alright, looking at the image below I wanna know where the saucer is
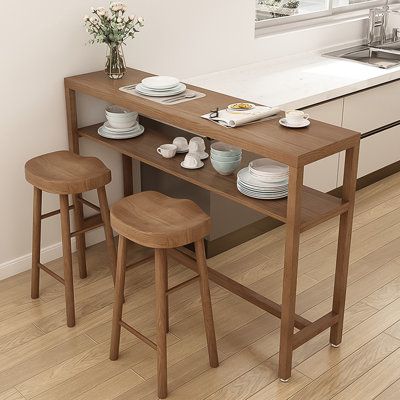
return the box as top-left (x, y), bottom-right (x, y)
top-left (198, 152), bottom-right (209, 160)
top-left (180, 161), bottom-right (204, 170)
top-left (279, 118), bottom-right (310, 129)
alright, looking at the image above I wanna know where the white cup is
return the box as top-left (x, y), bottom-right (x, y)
top-left (285, 110), bottom-right (309, 126)
top-left (183, 153), bottom-right (201, 168)
top-left (188, 141), bottom-right (201, 153)
top-left (173, 137), bottom-right (188, 152)
top-left (157, 144), bottom-right (177, 158)
top-left (189, 137), bottom-right (206, 152)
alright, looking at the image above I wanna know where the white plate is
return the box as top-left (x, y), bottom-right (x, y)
top-left (98, 125), bottom-right (144, 139)
top-left (249, 158), bottom-right (289, 176)
top-left (237, 185), bottom-right (288, 200)
top-left (103, 121), bottom-right (138, 133)
top-left (237, 168), bottom-right (287, 188)
top-left (237, 179), bottom-right (288, 191)
top-left (142, 76), bottom-right (180, 90)
top-left (279, 118), bottom-right (310, 129)
top-left (135, 83), bottom-right (186, 97)
top-left (237, 183), bottom-right (288, 194)
top-left (180, 161), bottom-right (204, 170)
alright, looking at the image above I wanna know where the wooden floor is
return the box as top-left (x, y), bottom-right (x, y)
top-left (2, 172), bottom-right (400, 400)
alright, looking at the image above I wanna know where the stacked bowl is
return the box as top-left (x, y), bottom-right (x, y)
top-left (210, 142), bottom-right (242, 175)
top-left (98, 106), bottom-right (144, 139)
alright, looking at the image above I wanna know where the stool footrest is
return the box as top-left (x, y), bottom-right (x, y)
top-left (77, 197), bottom-right (101, 212)
top-left (38, 262), bottom-right (65, 285)
top-left (70, 214), bottom-right (104, 237)
top-left (120, 320), bottom-right (157, 350)
top-left (167, 275), bottom-right (199, 295)
top-left (41, 205), bottom-right (74, 220)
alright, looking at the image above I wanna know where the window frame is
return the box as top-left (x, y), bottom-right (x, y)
top-left (255, 0), bottom-right (394, 31)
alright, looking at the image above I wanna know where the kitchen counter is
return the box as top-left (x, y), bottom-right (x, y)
top-left (186, 49), bottom-right (400, 110)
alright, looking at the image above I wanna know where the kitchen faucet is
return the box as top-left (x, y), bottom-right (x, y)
top-left (368, 0), bottom-right (400, 46)
top-left (368, 2), bottom-right (389, 45)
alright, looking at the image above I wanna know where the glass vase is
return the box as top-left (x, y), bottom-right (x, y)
top-left (105, 44), bottom-right (126, 79)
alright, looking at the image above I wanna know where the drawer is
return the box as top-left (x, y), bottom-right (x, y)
top-left (342, 80), bottom-right (400, 133)
top-left (303, 99), bottom-right (343, 191)
top-left (338, 124), bottom-right (400, 183)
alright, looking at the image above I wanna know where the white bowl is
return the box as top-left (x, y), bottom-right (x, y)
top-left (106, 105), bottom-right (137, 116)
top-left (211, 142), bottom-right (242, 157)
top-left (106, 118), bottom-right (137, 130)
top-left (211, 158), bottom-right (241, 175)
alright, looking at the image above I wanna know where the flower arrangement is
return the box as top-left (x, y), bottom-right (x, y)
top-left (83, 2), bottom-right (144, 79)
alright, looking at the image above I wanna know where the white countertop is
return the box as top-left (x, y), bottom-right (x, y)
top-left (186, 49), bottom-right (400, 110)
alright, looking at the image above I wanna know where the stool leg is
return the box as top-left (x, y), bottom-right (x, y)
top-left (60, 194), bottom-right (75, 328)
top-left (194, 240), bottom-right (219, 368)
top-left (155, 248), bottom-right (168, 399)
top-left (97, 186), bottom-right (117, 282)
top-left (110, 235), bottom-right (127, 361)
top-left (31, 187), bottom-right (42, 299)
top-left (72, 194), bottom-right (87, 279)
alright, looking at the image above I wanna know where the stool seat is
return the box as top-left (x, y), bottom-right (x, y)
top-left (25, 151), bottom-right (111, 194)
top-left (110, 191), bottom-right (211, 249)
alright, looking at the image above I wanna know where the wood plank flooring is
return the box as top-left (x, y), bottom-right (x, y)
top-left (2, 172), bottom-right (400, 399)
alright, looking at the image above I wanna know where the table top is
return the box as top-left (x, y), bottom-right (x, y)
top-left (65, 68), bottom-right (360, 168)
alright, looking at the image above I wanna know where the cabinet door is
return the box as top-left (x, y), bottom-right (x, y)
top-left (303, 99), bottom-right (343, 192)
top-left (338, 125), bottom-right (400, 183)
top-left (342, 80), bottom-right (400, 133)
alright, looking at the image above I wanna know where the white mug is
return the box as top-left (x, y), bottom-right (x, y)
top-left (172, 137), bottom-right (188, 151)
top-left (188, 141), bottom-right (201, 153)
top-left (157, 144), bottom-right (177, 158)
top-left (285, 110), bottom-right (309, 125)
top-left (183, 152), bottom-right (201, 168)
top-left (189, 137), bottom-right (206, 152)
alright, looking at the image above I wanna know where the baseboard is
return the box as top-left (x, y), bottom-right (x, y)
top-left (0, 240), bottom-right (74, 281)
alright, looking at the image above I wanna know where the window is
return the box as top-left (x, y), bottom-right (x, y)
top-left (255, 0), bottom-right (396, 28)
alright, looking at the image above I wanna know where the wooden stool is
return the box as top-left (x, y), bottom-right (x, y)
top-left (25, 150), bottom-right (117, 327)
top-left (109, 191), bottom-right (219, 399)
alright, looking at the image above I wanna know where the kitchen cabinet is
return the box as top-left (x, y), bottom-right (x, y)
top-left (342, 80), bottom-right (400, 133)
top-left (303, 99), bottom-right (343, 191)
top-left (338, 125), bottom-right (400, 182)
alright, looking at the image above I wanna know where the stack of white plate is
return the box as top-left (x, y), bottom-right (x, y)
top-left (135, 76), bottom-right (186, 97)
top-left (98, 106), bottom-right (144, 140)
top-left (237, 158), bottom-right (289, 200)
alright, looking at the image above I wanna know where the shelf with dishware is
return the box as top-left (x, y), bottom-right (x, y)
top-left (78, 122), bottom-right (348, 232)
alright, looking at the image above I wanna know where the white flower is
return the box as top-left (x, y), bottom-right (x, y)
top-left (89, 16), bottom-right (96, 23)
top-left (138, 16), bottom-right (144, 25)
top-left (117, 17), bottom-right (122, 23)
top-left (83, 15), bottom-right (89, 21)
top-left (90, 6), bottom-right (95, 12)
top-left (96, 7), bottom-right (106, 16)
top-left (128, 14), bottom-right (135, 20)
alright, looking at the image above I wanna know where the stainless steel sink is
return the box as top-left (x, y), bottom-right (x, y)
top-left (324, 45), bottom-right (400, 69)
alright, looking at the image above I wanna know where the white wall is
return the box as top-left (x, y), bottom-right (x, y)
top-left (0, 0), bottom-right (366, 279)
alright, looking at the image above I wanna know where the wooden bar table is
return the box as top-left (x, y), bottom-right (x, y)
top-left (64, 68), bottom-right (360, 381)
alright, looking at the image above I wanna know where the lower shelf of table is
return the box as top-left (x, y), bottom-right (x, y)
top-left (78, 123), bottom-right (349, 232)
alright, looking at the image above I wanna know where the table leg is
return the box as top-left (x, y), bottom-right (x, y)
top-left (278, 166), bottom-right (303, 381)
top-left (65, 87), bottom-right (79, 154)
top-left (330, 144), bottom-right (359, 346)
top-left (122, 154), bottom-right (134, 197)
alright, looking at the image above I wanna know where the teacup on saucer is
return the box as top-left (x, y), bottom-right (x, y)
top-left (181, 153), bottom-right (204, 169)
top-left (173, 137), bottom-right (189, 153)
top-left (279, 117), bottom-right (310, 129)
